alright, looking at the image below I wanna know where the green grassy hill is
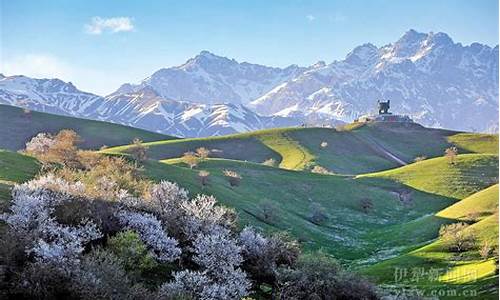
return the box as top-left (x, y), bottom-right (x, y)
top-left (359, 154), bottom-right (499, 199)
top-left (363, 184), bottom-right (499, 299)
top-left (1, 121), bottom-right (498, 298)
top-left (0, 150), bottom-right (40, 203)
top-left (105, 122), bottom-right (498, 175)
top-left (0, 104), bottom-right (176, 151)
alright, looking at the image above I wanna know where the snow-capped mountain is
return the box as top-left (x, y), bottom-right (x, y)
top-left (0, 75), bottom-right (302, 137)
top-left (250, 30), bottom-right (499, 132)
top-left (112, 50), bottom-right (307, 105)
top-left (98, 87), bottom-right (301, 136)
top-left (0, 30), bottom-right (497, 134)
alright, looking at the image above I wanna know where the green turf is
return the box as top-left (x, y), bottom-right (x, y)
top-left (106, 123), bottom-right (498, 175)
top-left (359, 154), bottom-right (499, 199)
top-left (0, 149), bottom-right (41, 203)
top-left (141, 158), bottom-right (461, 261)
top-left (0, 104), bottom-right (176, 151)
top-left (362, 185), bottom-right (499, 299)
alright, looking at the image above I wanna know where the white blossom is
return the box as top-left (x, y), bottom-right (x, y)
top-left (158, 270), bottom-right (211, 299)
top-left (115, 209), bottom-right (181, 262)
top-left (193, 227), bottom-right (243, 275)
top-left (239, 226), bottom-right (269, 258)
top-left (25, 132), bottom-right (55, 155)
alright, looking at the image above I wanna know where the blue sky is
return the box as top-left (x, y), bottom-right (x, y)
top-left (1, 0), bottom-right (498, 95)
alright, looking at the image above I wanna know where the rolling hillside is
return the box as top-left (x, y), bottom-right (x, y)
top-left (105, 122), bottom-right (498, 175)
top-left (0, 123), bottom-right (498, 298)
top-left (363, 185), bottom-right (499, 299)
top-left (0, 104), bottom-right (176, 151)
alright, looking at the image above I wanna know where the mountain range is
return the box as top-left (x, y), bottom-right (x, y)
top-left (0, 29), bottom-right (498, 136)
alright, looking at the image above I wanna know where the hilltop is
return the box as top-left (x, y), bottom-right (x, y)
top-left (0, 104), bottom-right (176, 151)
top-left (105, 122), bottom-right (498, 175)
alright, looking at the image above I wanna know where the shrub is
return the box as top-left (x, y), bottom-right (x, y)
top-left (196, 147), bottom-right (210, 160)
top-left (198, 170), bottom-right (210, 186)
top-left (128, 138), bottom-right (149, 164)
top-left (360, 198), bottom-right (374, 213)
top-left (107, 230), bottom-right (157, 277)
top-left (277, 253), bottom-right (378, 299)
top-left (444, 146), bottom-right (458, 165)
top-left (320, 141), bottom-right (328, 149)
top-left (223, 169), bottom-right (242, 187)
top-left (311, 165), bottom-right (333, 175)
top-left (479, 241), bottom-right (493, 259)
top-left (115, 209), bottom-right (181, 262)
top-left (25, 130), bottom-right (82, 168)
top-left (309, 202), bottom-right (328, 224)
top-left (258, 201), bottom-right (279, 223)
top-left (262, 158), bottom-right (277, 167)
top-left (413, 155), bottom-right (427, 163)
top-left (182, 152), bottom-right (199, 169)
top-left (439, 223), bottom-right (477, 252)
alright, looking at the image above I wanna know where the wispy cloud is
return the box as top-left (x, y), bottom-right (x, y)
top-left (306, 14), bottom-right (316, 22)
top-left (84, 17), bottom-right (134, 35)
top-left (3, 54), bottom-right (72, 79)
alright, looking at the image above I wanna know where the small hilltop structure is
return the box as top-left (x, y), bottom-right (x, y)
top-left (354, 100), bottom-right (413, 123)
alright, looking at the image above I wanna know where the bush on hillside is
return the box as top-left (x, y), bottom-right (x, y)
top-left (127, 138), bottom-right (149, 164)
top-left (24, 129), bottom-right (82, 168)
top-left (198, 170), bottom-right (210, 186)
top-left (309, 202), bottom-right (328, 224)
top-left (311, 165), bottom-right (334, 175)
top-left (262, 158), bottom-right (277, 167)
top-left (413, 155), bottom-right (427, 162)
top-left (439, 222), bottom-right (477, 252)
top-left (223, 169), bottom-right (242, 187)
top-left (182, 152), bottom-right (200, 169)
top-left (360, 198), bottom-right (374, 213)
top-left (195, 147), bottom-right (210, 160)
top-left (320, 141), bottom-right (328, 149)
top-left (444, 146), bottom-right (458, 165)
top-left (276, 253), bottom-right (378, 299)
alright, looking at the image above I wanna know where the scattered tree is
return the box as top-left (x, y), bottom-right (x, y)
top-left (413, 155), bottom-right (427, 163)
top-left (311, 165), bottom-right (334, 175)
top-left (479, 241), bottom-right (493, 259)
top-left (258, 201), bottom-right (279, 223)
top-left (182, 152), bottom-right (200, 169)
top-left (444, 147), bottom-right (458, 165)
top-left (277, 253), bottom-right (378, 299)
top-left (309, 202), bottom-right (328, 224)
top-left (360, 198), bottom-right (374, 213)
top-left (320, 141), bottom-right (328, 149)
top-left (198, 170), bottom-right (210, 186)
top-left (262, 158), bottom-right (277, 167)
top-left (439, 223), bottom-right (477, 252)
top-left (223, 169), bottom-right (242, 187)
top-left (195, 147), bottom-right (210, 160)
top-left (128, 138), bottom-right (148, 164)
top-left (25, 129), bottom-right (82, 168)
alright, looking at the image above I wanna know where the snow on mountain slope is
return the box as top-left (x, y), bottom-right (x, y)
top-left (0, 75), bottom-right (302, 137)
top-left (250, 30), bottom-right (499, 132)
top-left (111, 51), bottom-right (307, 105)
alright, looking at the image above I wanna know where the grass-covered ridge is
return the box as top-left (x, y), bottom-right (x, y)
top-left (363, 184), bottom-right (499, 299)
top-left (0, 104), bottom-right (176, 151)
top-left (359, 154), bottom-right (499, 199)
top-left (105, 122), bottom-right (498, 175)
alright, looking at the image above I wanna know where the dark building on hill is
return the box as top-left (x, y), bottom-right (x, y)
top-left (354, 100), bottom-right (413, 123)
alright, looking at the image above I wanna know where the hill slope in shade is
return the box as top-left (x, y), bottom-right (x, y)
top-left (0, 104), bottom-right (176, 151)
top-left (105, 123), bottom-right (498, 175)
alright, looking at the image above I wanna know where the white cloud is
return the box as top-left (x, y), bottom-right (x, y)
top-left (84, 17), bottom-right (134, 35)
top-left (1, 54), bottom-right (129, 95)
top-left (2, 54), bottom-right (72, 79)
top-left (306, 15), bottom-right (316, 22)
